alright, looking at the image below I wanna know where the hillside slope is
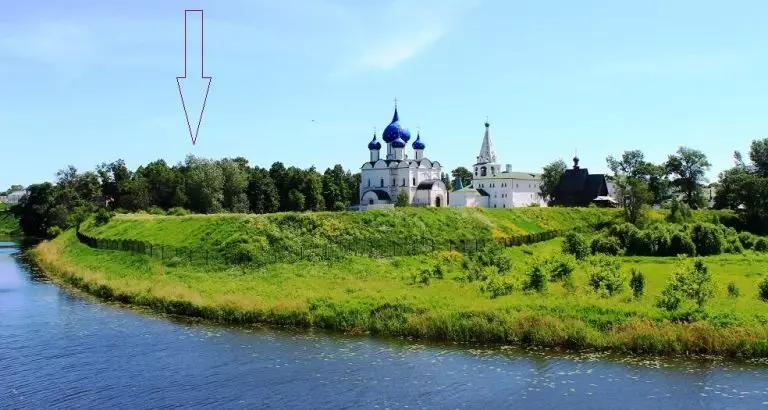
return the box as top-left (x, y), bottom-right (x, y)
top-left (80, 207), bottom-right (621, 252)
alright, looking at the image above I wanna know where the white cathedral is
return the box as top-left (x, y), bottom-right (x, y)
top-left (358, 107), bottom-right (448, 208)
top-left (450, 121), bottom-right (548, 208)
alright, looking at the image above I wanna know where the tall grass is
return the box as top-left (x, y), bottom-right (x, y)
top-left (32, 229), bottom-right (768, 358)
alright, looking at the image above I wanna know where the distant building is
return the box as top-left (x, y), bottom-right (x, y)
top-left (450, 121), bottom-right (547, 208)
top-left (1, 190), bottom-right (27, 204)
top-left (552, 157), bottom-right (613, 207)
top-left (358, 105), bottom-right (448, 209)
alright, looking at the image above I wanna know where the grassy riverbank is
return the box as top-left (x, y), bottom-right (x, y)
top-left (32, 207), bottom-right (768, 358)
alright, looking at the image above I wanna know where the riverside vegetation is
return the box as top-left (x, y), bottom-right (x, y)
top-left (32, 207), bottom-right (768, 358)
top-left (0, 203), bottom-right (21, 236)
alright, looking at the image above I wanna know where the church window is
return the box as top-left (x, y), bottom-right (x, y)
top-left (369, 199), bottom-right (374, 205)
top-left (392, 178), bottom-right (396, 186)
top-left (367, 179), bottom-right (371, 187)
top-left (494, 204), bottom-right (497, 208)
top-left (402, 178), bottom-right (406, 186)
top-left (380, 178), bottom-right (384, 187)
top-left (481, 166), bottom-right (487, 177)
top-left (412, 177), bottom-right (416, 185)
top-left (503, 204), bottom-right (506, 208)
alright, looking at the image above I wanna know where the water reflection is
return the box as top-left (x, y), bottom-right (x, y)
top-left (1, 240), bottom-right (767, 409)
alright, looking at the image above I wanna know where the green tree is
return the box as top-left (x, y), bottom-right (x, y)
top-left (539, 159), bottom-right (566, 203)
top-left (287, 189), bottom-right (305, 211)
top-left (451, 167), bottom-right (473, 188)
top-left (301, 169), bottom-right (325, 211)
top-left (666, 147), bottom-right (711, 209)
top-left (13, 183), bottom-right (60, 238)
top-left (219, 158), bottom-right (250, 212)
top-left (322, 165), bottom-right (351, 211)
top-left (441, 172), bottom-right (453, 191)
top-left (137, 159), bottom-right (180, 209)
top-left (607, 151), bottom-right (652, 225)
top-left (247, 167), bottom-right (280, 214)
top-left (395, 189), bottom-right (410, 207)
top-left (185, 155), bottom-right (224, 214)
top-left (750, 138), bottom-right (768, 177)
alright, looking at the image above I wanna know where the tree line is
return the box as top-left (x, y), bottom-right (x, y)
top-left (535, 139), bottom-right (768, 234)
top-left (12, 155), bottom-right (361, 238)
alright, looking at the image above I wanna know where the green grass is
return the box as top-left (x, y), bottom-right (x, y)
top-left (0, 203), bottom-right (20, 236)
top-left (80, 207), bottom-right (621, 254)
top-left (34, 222), bottom-right (768, 358)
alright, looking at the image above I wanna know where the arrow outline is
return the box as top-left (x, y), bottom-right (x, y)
top-left (176, 9), bottom-right (212, 146)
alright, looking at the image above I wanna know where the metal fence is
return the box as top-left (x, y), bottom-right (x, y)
top-left (75, 229), bottom-right (564, 266)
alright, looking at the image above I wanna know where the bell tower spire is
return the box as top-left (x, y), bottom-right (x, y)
top-left (476, 118), bottom-right (497, 165)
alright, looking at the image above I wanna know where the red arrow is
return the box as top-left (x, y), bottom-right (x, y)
top-left (176, 9), bottom-right (212, 145)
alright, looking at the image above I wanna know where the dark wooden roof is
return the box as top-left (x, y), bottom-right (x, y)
top-left (553, 167), bottom-right (608, 206)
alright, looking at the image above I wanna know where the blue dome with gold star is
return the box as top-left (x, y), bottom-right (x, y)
top-left (412, 134), bottom-right (425, 150)
top-left (368, 135), bottom-right (381, 150)
top-left (382, 108), bottom-right (411, 143)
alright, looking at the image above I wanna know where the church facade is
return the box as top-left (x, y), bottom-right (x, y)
top-left (358, 107), bottom-right (448, 208)
top-left (450, 122), bottom-right (547, 208)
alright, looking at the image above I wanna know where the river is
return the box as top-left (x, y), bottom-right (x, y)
top-left (1, 240), bottom-right (767, 409)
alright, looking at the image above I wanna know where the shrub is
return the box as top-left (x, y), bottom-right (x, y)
top-left (738, 232), bottom-right (756, 250)
top-left (524, 260), bottom-right (550, 293)
top-left (626, 229), bottom-right (656, 256)
top-left (562, 232), bottom-right (589, 260)
top-left (166, 256), bottom-right (183, 267)
top-left (481, 275), bottom-right (517, 299)
top-left (167, 207), bottom-right (191, 216)
top-left (690, 223), bottom-right (724, 256)
top-left (649, 227), bottom-right (673, 256)
top-left (471, 244), bottom-right (513, 273)
top-left (657, 258), bottom-right (715, 311)
top-left (411, 264), bottom-right (445, 285)
top-left (93, 207), bottom-right (114, 227)
top-left (547, 254), bottom-right (577, 282)
top-left (608, 222), bottom-right (638, 249)
top-left (755, 238), bottom-right (768, 252)
top-left (629, 268), bottom-right (645, 299)
top-left (669, 231), bottom-right (696, 256)
top-left (585, 255), bottom-right (625, 297)
top-left (759, 277), bottom-right (768, 302)
top-left (727, 281), bottom-right (740, 298)
top-left (590, 235), bottom-right (623, 256)
top-left (460, 260), bottom-right (491, 283)
top-left (725, 237), bottom-right (744, 254)
top-left (147, 206), bottom-right (166, 215)
top-left (666, 198), bottom-right (692, 223)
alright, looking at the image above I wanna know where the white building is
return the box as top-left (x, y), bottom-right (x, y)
top-left (358, 106), bottom-right (448, 208)
top-left (0, 190), bottom-right (26, 204)
top-left (450, 122), bottom-right (547, 208)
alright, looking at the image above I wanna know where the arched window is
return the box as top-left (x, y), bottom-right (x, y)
top-left (380, 178), bottom-right (384, 187)
top-left (481, 166), bottom-right (487, 177)
top-left (367, 179), bottom-right (371, 187)
top-left (392, 178), bottom-right (396, 186)
top-left (402, 178), bottom-right (406, 186)
top-left (412, 177), bottom-right (416, 185)
top-left (369, 198), bottom-right (374, 205)
top-left (474, 167), bottom-right (478, 176)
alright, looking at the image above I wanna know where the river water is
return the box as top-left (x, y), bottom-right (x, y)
top-left (1, 240), bottom-right (767, 409)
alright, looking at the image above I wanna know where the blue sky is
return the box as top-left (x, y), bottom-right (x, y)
top-left (1, 0), bottom-right (767, 189)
